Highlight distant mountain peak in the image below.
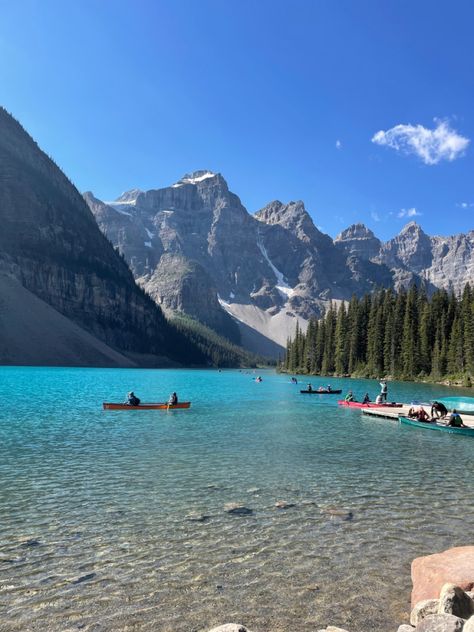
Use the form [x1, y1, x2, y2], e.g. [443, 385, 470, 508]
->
[399, 220, 425, 235]
[114, 188, 143, 204]
[255, 199, 309, 225]
[335, 223, 376, 241]
[172, 170, 219, 188]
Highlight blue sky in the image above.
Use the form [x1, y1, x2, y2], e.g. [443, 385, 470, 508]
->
[1, 0, 473, 240]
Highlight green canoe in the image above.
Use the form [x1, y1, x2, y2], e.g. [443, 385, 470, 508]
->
[399, 415, 474, 436]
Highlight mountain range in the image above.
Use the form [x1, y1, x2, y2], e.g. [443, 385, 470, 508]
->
[85, 171, 474, 356]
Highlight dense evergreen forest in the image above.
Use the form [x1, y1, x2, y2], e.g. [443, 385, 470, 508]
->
[171, 312, 271, 368]
[283, 284, 474, 386]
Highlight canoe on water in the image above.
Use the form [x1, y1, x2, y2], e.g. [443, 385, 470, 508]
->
[103, 402, 191, 410]
[399, 415, 474, 436]
[300, 389, 342, 394]
[436, 397, 474, 416]
[338, 400, 403, 408]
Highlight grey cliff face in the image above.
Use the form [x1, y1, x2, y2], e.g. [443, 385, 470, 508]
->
[86, 175, 397, 349]
[0, 107, 197, 365]
[85, 172, 473, 352]
[334, 223, 382, 260]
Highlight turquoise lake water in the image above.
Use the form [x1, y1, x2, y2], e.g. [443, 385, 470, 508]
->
[1, 367, 474, 632]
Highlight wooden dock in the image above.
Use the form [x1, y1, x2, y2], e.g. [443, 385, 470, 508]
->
[361, 404, 474, 428]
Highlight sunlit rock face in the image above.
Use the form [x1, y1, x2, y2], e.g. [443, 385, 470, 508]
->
[87, 172, 474, 353]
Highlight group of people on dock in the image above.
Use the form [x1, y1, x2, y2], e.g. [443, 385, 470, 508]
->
[344, 379, 388, 404]
[407, 401, 466, 427]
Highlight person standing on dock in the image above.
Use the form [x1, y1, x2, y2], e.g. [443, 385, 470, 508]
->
[379, 380, 388, 402]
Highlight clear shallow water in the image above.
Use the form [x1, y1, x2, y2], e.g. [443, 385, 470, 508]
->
[1, 367, 473, 632]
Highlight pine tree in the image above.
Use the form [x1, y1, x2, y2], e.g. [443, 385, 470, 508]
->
[334, 303, 348, 375]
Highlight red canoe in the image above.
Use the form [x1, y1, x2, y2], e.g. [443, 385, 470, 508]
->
[103, 402, 191, 410]
[337, 400, 402, 409]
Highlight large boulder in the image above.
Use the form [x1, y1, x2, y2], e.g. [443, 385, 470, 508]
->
[438, 583, 474, 619]
[412, 547, 474, 606]
[416, 613, 465, 631]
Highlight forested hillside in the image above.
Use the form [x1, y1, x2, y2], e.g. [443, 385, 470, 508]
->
[283, 284, 474, 385]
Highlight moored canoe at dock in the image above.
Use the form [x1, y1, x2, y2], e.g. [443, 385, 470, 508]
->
[300, 389, 342, 394]
[338, 400, 402, 408]
[399, 415, 474, 436]
[103, 402, 191, 410]
[436, 397, 474, 416]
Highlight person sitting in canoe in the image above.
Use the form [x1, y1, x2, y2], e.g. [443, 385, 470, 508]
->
[125, 391, 140, 406]
[307, 383, 313, 392]
[431, 401, 448, 419]
[362, 393, 371, 404]
[168, 392, 178, 406]
[446, 409, 466, 428]
[344, 390, 354, 402]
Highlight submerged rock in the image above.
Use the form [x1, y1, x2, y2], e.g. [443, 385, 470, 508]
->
[71, 573, 96, 584]
[410, 599, 439, 625]
[224, 503, 253, 516]
[438, 583, 474, 619]
[321, 507, 354, 521]
[186, 512, 210, 523]
[416, 613, 465, 631]
[20, 539, 41, 548]
[274, 500, 296, 509]
[208, 625, 251, 632]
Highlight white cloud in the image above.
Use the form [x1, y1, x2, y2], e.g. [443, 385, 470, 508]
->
[335, 139, 342, 150]
[398, 207, 421, 218]
[371, 211, 381, 222]
[371, 120, 469, 165]
[457, 201, 474, 209]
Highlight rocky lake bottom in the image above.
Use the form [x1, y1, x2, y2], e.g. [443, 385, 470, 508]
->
[1, 367, 473, 632]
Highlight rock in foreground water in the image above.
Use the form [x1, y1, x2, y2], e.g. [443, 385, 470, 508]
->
[438, 582, 474, 619]
[224, 503, 253, 516]
[410, 598, 439, 625]
[412, 547, 474, 606]
[416, 613, 465, 632]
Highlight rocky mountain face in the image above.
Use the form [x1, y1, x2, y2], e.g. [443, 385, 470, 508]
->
[85, 173, 391, 354]
[336, 221, 474, 294]
[87, 171, 474, 356]
[0, 107, 206, 367]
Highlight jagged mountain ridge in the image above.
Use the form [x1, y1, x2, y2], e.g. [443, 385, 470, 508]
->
[86, 172, 473, 356]
[0, 107, 209, 367]
[335, 221, 474, 293]
[83, 172, 390, 354]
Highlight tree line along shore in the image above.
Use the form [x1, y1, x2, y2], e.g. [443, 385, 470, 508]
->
[281, 284, 474, 386]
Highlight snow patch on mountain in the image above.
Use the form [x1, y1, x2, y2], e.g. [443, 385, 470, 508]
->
[257, 237, 294, 299]
[172, 171, 216, 187]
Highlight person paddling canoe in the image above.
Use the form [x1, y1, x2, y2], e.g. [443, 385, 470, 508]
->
[124, 391, 140, 406]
